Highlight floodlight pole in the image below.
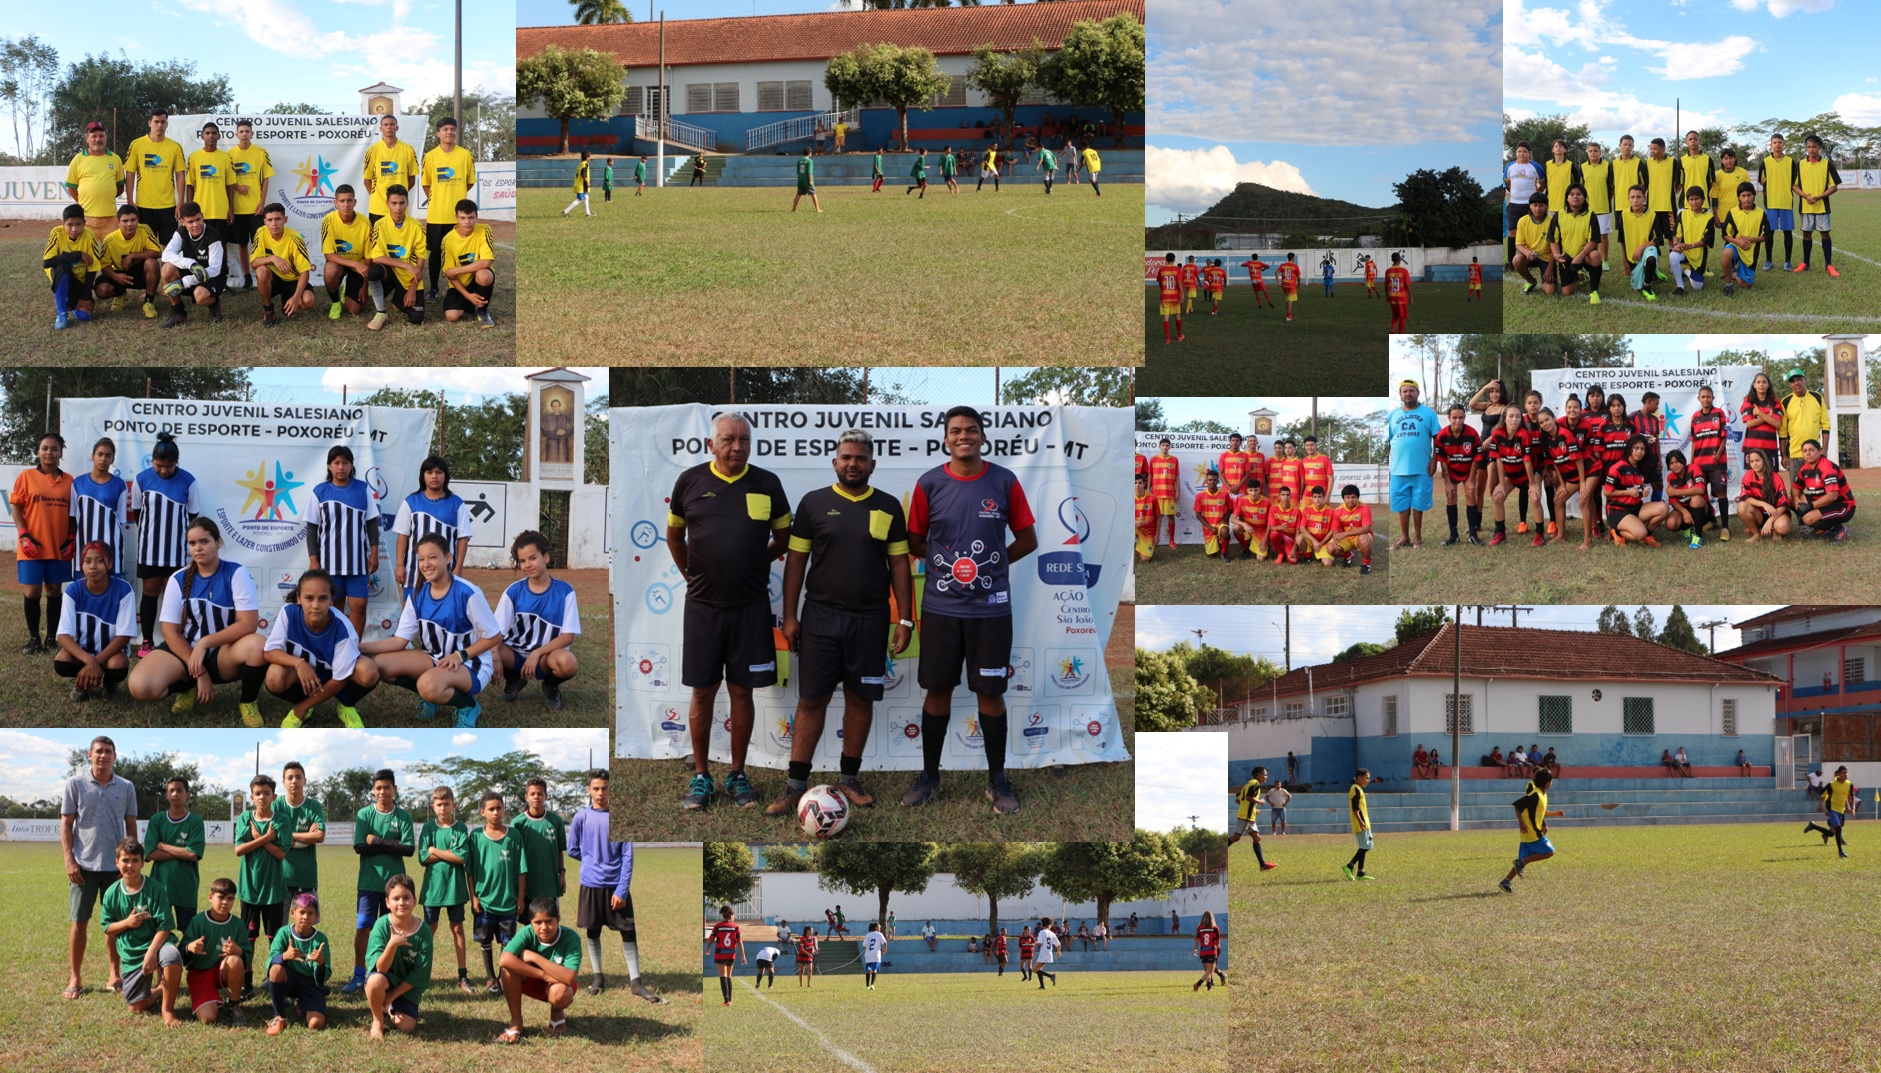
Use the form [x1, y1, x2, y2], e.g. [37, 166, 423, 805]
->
[1451, 607, 1462, 832]
[454, 0, 463, 131]
[658, 13, 667, 188]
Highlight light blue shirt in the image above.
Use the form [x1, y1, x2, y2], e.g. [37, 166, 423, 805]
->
[1389, 405, 1441, 476]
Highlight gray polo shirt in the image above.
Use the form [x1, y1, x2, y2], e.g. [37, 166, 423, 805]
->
[61, 771, 138, 872]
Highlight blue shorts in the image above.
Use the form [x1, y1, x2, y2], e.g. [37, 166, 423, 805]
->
[17, 559, 72, 586]
[1827, 811, 1846, 830]
[356, 891, 388, 930]
[423, 903, 465, 926]
[865, 960, 881, 972]
[1518, 836, 1555, 862]
[474, 909, 518, 946]
[1764, 208, 1793, 232]
[268, 956, 329, 1015]
[1733, 260, 1755, 286]
[365, 973, 421, 1020]
[330, 573, 370, 600]
[505, 647, 546, 680]
[1390, 473, 1433, 513]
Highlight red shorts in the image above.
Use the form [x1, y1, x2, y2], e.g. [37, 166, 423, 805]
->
[521, 977, 556, 1001]
[1389, 298, 1409, 309]
[187, 967, 224, 1013]
[1250, 281, 1266, 290]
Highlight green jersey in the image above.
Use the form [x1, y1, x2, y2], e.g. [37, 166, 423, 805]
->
[634, 161, 646, 183]
[1039, 148, 1057, 171]
[100, 875, 172, 966]
[417, 819, 471, 907]
[365, 914, 434, 998]
[142, 809, 204, 916]
[940, 154, 956, 178]
[872, 153, 883, 177]
[278, 796, 325, 890]
[235, 809, 286, 907]
[796, 157, 814, 187]
[353, 804, 415, 894]
[504, 923, 583, 972]
[468, 826, 529, 915]
[513, 810, 567, 900]
[180, 908, 251, 972]
[269, 923, 332, 986]
[911, 157, 927, 179]
[603, 164, 614, 186]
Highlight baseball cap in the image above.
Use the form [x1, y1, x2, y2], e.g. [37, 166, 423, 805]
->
[85, 121, 104, 132]
[1787, 369, 1806, 380]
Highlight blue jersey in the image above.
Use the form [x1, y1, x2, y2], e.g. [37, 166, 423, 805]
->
[906, 461, 1037, 619]
[160, 559, 259, 646]
[1323, 261, 1335, 281]
[392, 491, 474, 585]
[395, 575, 500, 683]
[1388, 405, 1442, 477]
[311, 479, 375, 577]
[132, 467, 198, 571]
[69, 472, 130, 573]
[264, 603, 361, 681]
[494, 576, 581, 652]
[58, 575, 136, 655]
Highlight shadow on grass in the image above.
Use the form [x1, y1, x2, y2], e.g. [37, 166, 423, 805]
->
[400, 1008, 692, 1045]
[1407, 890, 1504, 903]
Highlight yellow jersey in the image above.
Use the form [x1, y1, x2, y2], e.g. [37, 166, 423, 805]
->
[252, 226, 311, 281]
[1823, 777, 1855, 814]
[1235, 780, 1263, 822]
[1675, 208, 1714, 271]
[1610, 155, 1645, 205]
[1547, 208, 1598, 260]
[1615, 209, 1661, 263]
[1580, 159, 1614, 215]
[125, 135, 186, 209]
[368, 214, 428, 289]
[43, 225, 101, 282]
[573, 160, 589, 194]
[1517, 787, 1550, 840]
[1514, 212, 1554, 261]
[225, 144, 274, 216]
[64, 151, 125, 218]
[1710, 166, 1751, 215]
[1759, 154, 1796, 211]
[1081, 147, 1100, 174]
[1543, 158, 1579, 213]
[363, 139, 419, 216]
[99, 224, 161, 271]
[420, 145, 477, 222]
[1676, 152, 1713, 202]
[320, 210, 374, 261]
[1348, 783, 1369, 834]
[1797, 157, 1838, 214]
[439, 223, 494, 270]
[1642, 156, 1676, 212]
[186, 149, 234, 219]
[1722, 207, 1766, 248]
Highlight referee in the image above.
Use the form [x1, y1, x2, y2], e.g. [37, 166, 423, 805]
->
[769, 430, 914, 818]
[668, 413, 791, 811]
[901, 406, 1037, 815]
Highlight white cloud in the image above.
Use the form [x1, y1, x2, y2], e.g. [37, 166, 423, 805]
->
[1146, 145, 1314, 218]
[1135, 733, 1227, 832]
[510, 729, 608, 771]
[1764, 0, 1835, 13]
[1630, 34, 1759, 80]
[1730, 0, 1760, 9]
[1832, 92, 1881, 125]
[452, 733, 479, 746]
[0, 730, 86, 801]
[1504, 46, 1729, 137]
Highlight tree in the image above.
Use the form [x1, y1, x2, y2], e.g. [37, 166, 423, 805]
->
[585, 396, 610, 486]
[1595, 604, 1632, 636]
[1173, 825, 1229, 875]
[0, 368, 250, 464]
[517, 46, 625, 155]
[1632, 606, 1656, 642]
[1658, 605, 1706, 654]
[1135, 399, 1166, 432]
[1038, 832, 1190, 931]
[1503, 112, 1591, 161]
[0, 35, 60, 162]
[1396, 606, 1451, 644]
[352, 387, 528, 482]
[1393, 166, 1494, 247]
[704, 842, 756, 906]
[66, 749, 214, 820]
[263, 102, 331, 115]
[1134, 648, 1210, 731]
[1333, 641, 1388, 663]
[1445, 334, 1632, 409]
[815, 841, 939, 925]
[1000, 366, 1130, 406]
[571, 0, 632, 24]
[310, 767, 378, 819]
[608, 367, 869, 406]
[762, 845, 816, 872]
[1168, 641, 1281, 706]
[967, 43, 1044, 134]
[1172, 419, 1235, 434]
[405, 750, 592, 815]
[1275, 410, 1390, 465]
[1038, 14, 1143, 148]
[49, 53, 232, 161]
[943, 842, 1042, 935]
[413, 91, 517, 161]
[824, 43, 951, 151]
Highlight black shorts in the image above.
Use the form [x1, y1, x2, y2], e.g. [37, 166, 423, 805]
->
[425, 222, 453, 273]
[916, 611, 1013, 696]
[473, 909, 518, 946]
[1606, 504, 1641, 529]
[575, 885, 635, 934]
[1555, 261, 1581, 286]
[797, 601, 889, 701]
[1697, 463, 1729, 496]
[441, 277, 494, 313]
[137, 206, 178, 247]
[137, 563, 179, 580]
[1506, 204, 1527, 234]
[230, 214, 260, 246]
[1814, 500, 1856, 527]
[1638, 455, 1662, 485]
[383, 277, 426, 323]
[326, 266, 367, 302]
[682, 599, 777, 689]
[153, 641, 236, 683]
[267, 275, 304, 303]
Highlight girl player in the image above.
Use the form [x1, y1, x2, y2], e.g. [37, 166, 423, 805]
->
[263, 568, 382, 728]
[53, 541, 135, 701]
[360, 533, 501, 728]
[1662, 450, 1716, 549]
[265, 892, 331, 1034]
[1192, 909, 1223, 991]
[1737, 449, 1794, 543]
[393, 457, 473, 598]
[127, 518, 269, 724]
[11, 431, 74, 654]
[794, 925, 817, 988]
[308, 446, 378, 637]
[495, 531, 580, 710]
[129, 432, 197, 657]
[1018, 925, 1036, 981]
[69, 437, 129, 579]
[1603, 435, 1669, 547]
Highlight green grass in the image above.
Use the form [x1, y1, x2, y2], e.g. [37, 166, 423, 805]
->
[1386, 469, 1879, 603]
[1132, 512, 1389, 603]
[0, 557, 611, 729]
[0, 843, 700, 1071]
[1228, 822, 1881, 1070]
[608, 665, 1135, 843]
[0, 219, 514, 365]
[1502, 191, 1881, 332]
[1136, 281, 1497, 396]
[706, 970, 1226, 1073]
[516, 185, 1143, 365]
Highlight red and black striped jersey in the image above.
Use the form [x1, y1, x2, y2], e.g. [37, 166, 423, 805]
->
[1665, 465, 1707, 499]
[1630, 411, 1665, 457]
[711, 922, 741, 956]
[1434, 425, 1482, 479]
[1737, 469, 1790, 509]
[1739, 397, 1784, 455]
[1604, 460, 1646, 500]
[1542, 425, 1581, 468]
[1798, 457, 1855, 506]
[1486, 426, 1535, 478]
[796, 934, 818, 960]
[1195, 925, 1221, 958]
[1688, 406, 1730, 468]
[1599, 419, 1633, 465]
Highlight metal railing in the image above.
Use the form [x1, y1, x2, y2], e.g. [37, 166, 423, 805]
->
[744, 108, 858, 153]
[635, 115, 717, 152]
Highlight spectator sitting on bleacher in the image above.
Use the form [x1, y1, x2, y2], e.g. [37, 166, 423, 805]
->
[1093, 920, 1108, 950]
[1736, 749, 1753, 777]
[1486, 746, 1504, 769]
[1662, 749, 1682, 776]
[1542, 747, 1559, 776]
[1128, 912, 1139, 935]
[1413, 744, 1429, 776]
[1808, 768, 1825, 798]
[923, 922, 936, 951]
[1674, 747, 1694, 776]
[1077, 922, 1091, 951]
[967, 935, 979, 954]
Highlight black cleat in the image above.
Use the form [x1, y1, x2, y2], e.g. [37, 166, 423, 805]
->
[1442, 534, 1459, 545]
[541, 680, 564, 710]
[1465, 532, 1485, 546]
[502, 675, 525, 702]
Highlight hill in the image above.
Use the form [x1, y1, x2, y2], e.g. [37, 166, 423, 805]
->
[1145, 183, 1396, 249]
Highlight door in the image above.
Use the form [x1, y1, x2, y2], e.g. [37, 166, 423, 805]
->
[539, 490, 571, 568]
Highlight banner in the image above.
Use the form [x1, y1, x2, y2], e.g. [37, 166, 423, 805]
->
[1134, 432, 1385, 545]
[60, 398, 436, 640]
[610, 404, 1133, 771]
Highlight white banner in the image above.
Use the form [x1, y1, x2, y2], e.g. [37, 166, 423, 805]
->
[1531, 366, 1759, 499]
[0, 166, 71, 216]
[1135, 432, 1385, 545]
[60, 398, 436, 640]
[0, 817, 357, 843]
[610, 404, 1133, 771]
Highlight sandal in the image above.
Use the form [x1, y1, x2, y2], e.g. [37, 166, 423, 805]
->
[62, 983, 82, 1000]
[545, 1018, 568, 1036]
[497, 1026, 525, 1045]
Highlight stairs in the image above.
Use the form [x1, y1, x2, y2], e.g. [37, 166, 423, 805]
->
[703, 936, 1217, 975]
[712, 150, 1145, 188]
[1238, 778, 1815, 834]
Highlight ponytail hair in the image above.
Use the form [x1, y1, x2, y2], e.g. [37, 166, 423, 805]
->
[91, 436, 116, 457]
[509, 529, 551, 569]
[180, 518, 223, 636]
[152, 432, 180, 463]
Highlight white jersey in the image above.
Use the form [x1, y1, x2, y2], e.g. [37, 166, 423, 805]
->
[1505, 159, 1542, 203]
[756, 946, 781, 963]
[862, 932, 887, 963]
[1034, 928, 1061, 965]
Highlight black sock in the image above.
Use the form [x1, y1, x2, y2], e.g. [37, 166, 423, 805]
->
[1466, 505, 1482, 534]
[388, 674, 420, 693]
[1823, 236, 1832, 266]
[1354, 848, 1368, 873]
[1506, 236, 1516, 263]
[1784, 231, 1794, 262]
[1495, 520, 1506, 535]
[721, 976, 732, 1002]
[240, 662, 264, 703]
[23, 595, 40, 642]
[787, 759, 812, 784]
[103, 666, 127, 689]
[337, 681, 367, 705]
[450, 688, 475, 708]
[839, 753, 862, 778]
[1802, 236, 1813, 266]
[921, 711, 948, 777]
[981, 713, 1008, 776]
[1517, 496, 1529, 525]
[1641, 254, 1656, 288]
[1588, 263, 1602, 291]
[1446, 504, 1458, 536]
[268, 978, 292, 1018]
[140, 594, 159, 645]
[1253, 841, 1266, 865]
[482, 941, 496, 980]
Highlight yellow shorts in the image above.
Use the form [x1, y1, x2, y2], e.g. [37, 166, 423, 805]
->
[1285, 291, 1298, 303]
[1339, 535, 1364, 551]
[1156, 497, 1177, 516]
[1159, 300, 1180, 316]
[1314, 544, 1333, 562]
[1470, 282, 1482, 290]
[1185, 286, 1197, 296]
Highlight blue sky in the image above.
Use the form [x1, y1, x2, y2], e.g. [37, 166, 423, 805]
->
[1142, 395, 1383, 430]
[1146, 0, 1502, 224]
[1389, 334, 1877, 388]
[0, 728, 605, 804]
[520, 0, 1063, 28]
[1135, 732, 1227, 831]
[1505, 0, 1878, 150]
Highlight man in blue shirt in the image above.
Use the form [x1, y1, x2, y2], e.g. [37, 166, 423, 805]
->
[1389, 380, 1440, 549]
[566, 769, 667, 1004]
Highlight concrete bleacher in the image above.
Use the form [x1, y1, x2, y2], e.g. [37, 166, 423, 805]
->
[703, 928, 1222, 975]
[1241, 777, 1811, 834]
[520, 151, 1142, 189]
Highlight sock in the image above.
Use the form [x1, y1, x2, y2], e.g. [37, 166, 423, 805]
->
[337, 681, 367, 705]
[1824, 236, 1832, 266]
[139, 594, 159, 644]
[44, 591, 60, 640]
[1446, 504, 1458, 536]
[787, 759, 812, 784]
[1466, 505, 1482, 534]
[586, 928, 605, 975]
[1641, 254, 1656, 289]
[839, 753, 862, 778]
[1506, 236, 1516, 263]
[481, 941, 496, 980]
[921, 711, 948, 777]
[1253, 841, 1266, 866]
[103, 666, 128, 689]
[721, 976, 732, 1002]
[450, 689, 475, 708]
[225, 242, 241, 281]
[268, 978, 292, 1018]
[23, 595, 40, 641]
[1355, 848, 1368, 874]
[1175, 316, 1182, 335]
[1802, 237, 1813, 266]
[53, 271, 71, 315]
[1517, 496, 1529, 525]
[368, 278, 386, 312]
[981, 713, 1008, 776]
[1495, 520, 1505, 536]
[1784, 231, 1794, 262]
[239, 662, 264, 703]
[1588, 263, 1602, 291]
[622, 938, 640, 980]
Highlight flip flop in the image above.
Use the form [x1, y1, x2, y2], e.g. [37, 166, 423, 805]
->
[545, 1019, 568, 1036]
[62, 984, 82, 1000]
[497, 1026, 524, 1045]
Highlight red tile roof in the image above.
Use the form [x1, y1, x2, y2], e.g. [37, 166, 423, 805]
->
[1732, 605, 1880, 630]
[517, 0, 1143, 68]
[1235, 624, 1780, 703]
[1714, 620, 1881, 662]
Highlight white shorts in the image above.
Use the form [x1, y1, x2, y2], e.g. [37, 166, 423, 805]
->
[1593, 212, 1613, 234]
[1236, 817, 1261, 836]
[1801, 212, 1830, 232]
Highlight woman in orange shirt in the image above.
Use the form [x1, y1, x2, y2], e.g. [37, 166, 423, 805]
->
[9, 431, 74, 653]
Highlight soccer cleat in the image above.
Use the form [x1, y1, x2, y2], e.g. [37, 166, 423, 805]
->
[416, 701, 440, 720]
[1516, 522, 1527, 534]
[1642, 535, 1660, 548]
[282, 712, 308, 729]
[1783, 261, 1793, 271]
[1832, 525, 1850, 543]
[171, 689, 198, 715]
[1587, 291, 1601, 305]
[1840, 852, 1850, 859]
[1673, 286, 1687, 297]
[1465, 532, 1485, 546]
[367, 312, 389, 331]
[541, 680, 564, 710]
[72, 306, 90, 321]
[1723, 281, 1734, 297]
[142, 301, 158, 318]
[682, 773, 715, 810]
[837, 775, 875, 807]
[763, 785, 804, 817]
[900, 771, 941, 807]
[1827, 264, 1841, 278]
[1521, 282, 1536, 295]
[1612, 531, 1627, 547]
[478, 309, 496, 329]
[208, 307, 222, 323]
[1718, 527, 1730, 542]
[1356, 874, 1376, 881]
[111, 296, 125, 312]
[53, 312, 69, 330]
[69, 687, 90, 703]
[1488, 532, 1506, 546]
[988, 773, 1021, 815]
[453, 700, 481, 728]
[136, 641, 152, 659]
[1688, 535, 1703, 550]
[1260, 862, 1278, 871]
[329, 300, 343, 320]
[1792, 263, 1808, 273]
[342, 968, 367, 994]
[1547, 521, 1558, 537]
[1499, 879, 1514, 894]
[1642, 290, 1657, 302]
[1360, 562, 1372, 575]
[239, 702, 263, 728]
[502, 675, 526, 702]
[336, 705, 364, 729]
[725, 770, 758, 808]
[1442, 534, 1459, 546]
[1532, 533, 1546, 547]
[1342, 864, 1354, 881]
[263, 308, 278, 328]
[160, 312, 186, 329]
[1762, 260, 1773, 271]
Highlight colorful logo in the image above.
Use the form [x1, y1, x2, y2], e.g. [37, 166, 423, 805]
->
[285, 155, 340, 223]
[233, 161, 252, 175]
[1057, 496, 1091, 544]
[142, 153, 162, 168]
[386, 243, 409, 259]
[235, 460, 304, 520]
[1052, 655, 1088, 690]
[198, 163, 220, 178]
[436, 165, 457, 180]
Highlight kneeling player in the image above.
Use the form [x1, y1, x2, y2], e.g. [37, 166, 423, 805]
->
[180, 877, 250, 1024]
[94, 206, 162, 318]
[1230, 478, 1270, 560]
[44, 203, 101, 330]
[263, 569, 381, 728]
[1300, 486, 1338, 567]
[1667, 186, 1713, 296]
[1510, 193, 1554, 295]
[1192, 470, 1232, 558]
[1736, 450, 1793, 542]
[1795, 438, 1856, 542]
[157, 201, 226, 328]
[251, 203, 317, 327]
[1546, 183, 1603, 304]
[496, 531, 581, 709]
[1718, 181, 1766, 298]
[1614, 184, 1666, 302]
[265, 892, 331, 1034]
[363, 875, 430, 1039]
[439, 199, 497, 328]
[1266, 486, 1301, 563]
[498, 897, 582, 1043]
[365, 184, 427, 330]
[320, 184, 372, 319]
[1332, 485, 1376, 574]
[1499, 768, 1565, 893]
[53, 541, 134, 701]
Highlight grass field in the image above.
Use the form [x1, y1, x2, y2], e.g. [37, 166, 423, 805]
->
[706, 970, 1223, 1073]
[0, 219, 514, 365]
[0, 555, 610, 728]
[516, 185, 1143, 365]
[1136, 282, 1497, 396]
[0, 843, 699, 1071]
[1131, 511, 1389, 604]
[1227, 822, 1881, 1070]
[1502, 191, 1881, 333]
[1387, 468, 1880, 603]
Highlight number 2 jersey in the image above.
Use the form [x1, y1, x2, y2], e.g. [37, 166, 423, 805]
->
[495, 576, 581, 653]
[58, 575, 136, 655]
[264, 603, 362, 682]
[161, 560, 259, 646]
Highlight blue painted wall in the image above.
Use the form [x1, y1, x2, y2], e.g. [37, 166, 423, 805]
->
[1235, 732, 1776, 788]
[521, 104, 1144, 155]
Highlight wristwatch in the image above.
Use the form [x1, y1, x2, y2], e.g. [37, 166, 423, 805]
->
[898, 619, 915, 629]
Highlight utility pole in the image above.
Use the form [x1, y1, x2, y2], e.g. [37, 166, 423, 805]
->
[1697, 619, 1728, 654]
[1451, 606, 1462, 832]
[1284, 605, 1291, 671]
[1311, 397, 1319, 440]
[1492, 603, 1534, 628]
[657, 13, 666, 188]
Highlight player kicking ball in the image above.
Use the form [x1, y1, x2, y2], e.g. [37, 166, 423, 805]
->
[1498, 768, 1565, 893]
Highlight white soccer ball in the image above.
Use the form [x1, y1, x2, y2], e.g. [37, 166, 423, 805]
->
[798, 784, 851, 839]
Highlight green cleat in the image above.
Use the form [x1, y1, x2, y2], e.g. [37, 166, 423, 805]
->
[1342, 863, 1355, 881]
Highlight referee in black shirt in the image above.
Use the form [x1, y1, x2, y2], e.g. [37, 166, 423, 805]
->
[769, 430, 915, 819]
[668, 413, 792, 810]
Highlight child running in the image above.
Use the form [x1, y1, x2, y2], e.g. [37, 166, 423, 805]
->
[1227, 766, 1278, 870]
[1804, 765, 1856, 858]
[263, 568, 381, 728]
[53, 541, 134, 701]
[360, 532, 501, 727]
[1499, 767, 1566, 892]
[128, 433, 196, 657]
[496, 530, 581, 709]
[126, 518, 267, 725]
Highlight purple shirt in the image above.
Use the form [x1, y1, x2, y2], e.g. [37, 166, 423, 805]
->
[565, 807, 632, 898]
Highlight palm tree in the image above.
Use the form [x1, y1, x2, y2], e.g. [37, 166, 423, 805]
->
[570, 0, 630, 25]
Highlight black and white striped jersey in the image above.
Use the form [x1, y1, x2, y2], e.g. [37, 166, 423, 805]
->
[159, 559, 259, 646]
[69, 473, 130, 572]
[396, 575, 500, 682]
[310, 479, 376, 577]
[131, 466, 197, 570]
[58, 575, 136, 655]
[392, 491, 474, 585]
[494, 576, 581, 652]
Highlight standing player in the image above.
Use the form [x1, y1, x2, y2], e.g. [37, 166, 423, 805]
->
[1498, 768, 1565, 892]
[871, 149, 884, 193]
[1227, 766, 1277, 869]
[861, 923, 887, 990]
[364, 116, 418, 229]
[941, 146, 959, 194]
[224, 119, 272, 291]
[1180, 256, 1201, 315]
[68, 437, 127, 580]
[11, 431, 73, 654]
[978, 142, 1000, 192]
[1217, 433, 1255, 497]
[1363, 255, 1378, 297]
[1642, 138, 1677, 236]
[1503, 142, 1543, 265]
[1467, 256, 1484, 299]
[420, 117, 476, 301]
[1017, 926, 1036, 981]
[1543, 139, 1579, 214]
[601, 157, 613, 202]
[1155, 253, 1184, 344]
[184, 124, 234, 269]
[1038, 143, 1056, 193]
[1321, 254, 1335, 298]
[1032, 917, 1061, 988]
[1241, 253, 1275, 308]
[1436, 404, 1483, 545]
[365, 186, 427, 330]
[1204, 259, 1227, 314]
[1192, 471, 1231, 558]
[1343, 769, 1374, 881]
[1148, 439, 1181, 550]
[708, 905, 743, 1006]
[906, 150, 928, 199]
[1485, 407, 1538, 545]
[1273, 441, 1304, 511]
[562, 151, 593, 218]
[1804, 766, 1856, 858]
[307, 446, 378, 637]
[1610, 136, 1645, 240]
[564, 770, 665, 1002]
[1710, 148, 1750, 225]
[63, 121, 124, 247]
[320, 185, 373, 320]
[439, 200, 498, 328]
[633, 156, 647, 197]
[993, 928, 1010, 976]
[1384, 252, 1412, 329]
[1081, 144, 1102, 196]
[392, 457, 473, 598]
[1581, 141, 1614, 262]
[1759, 134, 1797, 271]
[1793, 133, 1841, 276]
[1687, 385, 1733, 540]
[95, 205, 163, 318]
[1675, 131, 1714, 216]
[794, 925, 818, 987]
[1276, 253, 1301, 321]
[128, 434, 195, 656]
[1192, 910, 1223, 991]
[126, 109, 187, 248]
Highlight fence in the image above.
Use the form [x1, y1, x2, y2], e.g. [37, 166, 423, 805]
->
[743, 109, 859, 153]
[608, 366, 1135, 407]
[635, 115, 718, 152]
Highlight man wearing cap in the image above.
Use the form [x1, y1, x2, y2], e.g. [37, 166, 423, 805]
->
[1388, 380, 1440, 549]
[64, 122, 125, 245]
[1779, 369, 1829, 489]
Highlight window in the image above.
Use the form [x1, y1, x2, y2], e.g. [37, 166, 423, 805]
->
[1445, 693, 1473, 735]
[758, 81, 814, 111]
[934, 75, 967, 108]
[1623, 697, 1655, 735]
[756, 81, 784, 111]
[1845, 657, 1867, 685]
[715, 83, 740, 112]
[1283, 701, 1305, 719]
[1722, 698, 1739, 737]
[1382, 696, 1398, 737]
[1538, 695, 1573, 735]
[684, 82, 739, 114]
[1252, 705, 1268, 720]
[622, 86, 642, 115]
[1323, 695, 1348, 718]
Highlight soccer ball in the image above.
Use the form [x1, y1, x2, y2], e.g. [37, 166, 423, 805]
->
[798, 784, 850, 839]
